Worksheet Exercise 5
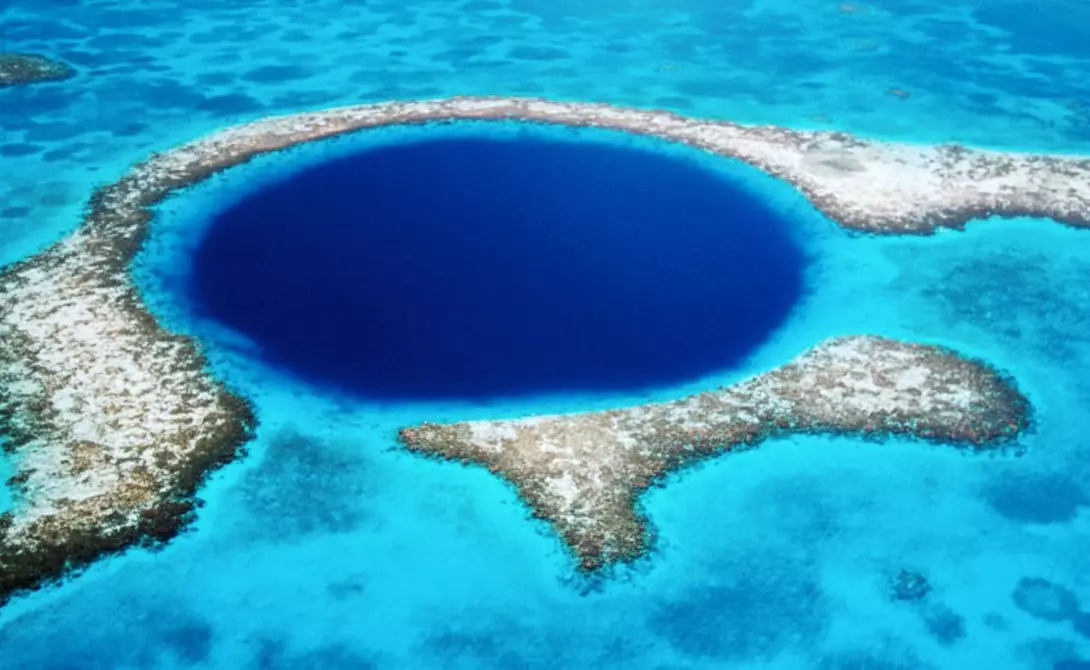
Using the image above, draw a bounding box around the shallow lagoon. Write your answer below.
[2,0,1090,668]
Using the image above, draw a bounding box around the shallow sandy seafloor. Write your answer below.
[3,1,1090,669]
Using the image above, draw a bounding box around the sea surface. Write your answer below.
[186,128,807,400]
[2,0,1090,669]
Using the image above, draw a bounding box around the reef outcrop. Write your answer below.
[0,95,1055,604]
[94,96,1090,234]
[401,336,1028,569]
[0,53,73,88]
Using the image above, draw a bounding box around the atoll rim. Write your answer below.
[0,95,1071,604]
[0,79,1085,670]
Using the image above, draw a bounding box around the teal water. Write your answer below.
[3,0,1090,668]
[0,450,12,515]
[3,0,1090,266]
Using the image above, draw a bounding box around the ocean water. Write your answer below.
[188,129,806,400]
[2,1,1090,669]
[0,451,12,515]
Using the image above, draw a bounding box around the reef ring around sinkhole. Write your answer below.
[0,95,1065,604]
[184,127,810,401]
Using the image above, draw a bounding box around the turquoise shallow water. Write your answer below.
[3,0,1090,266]
[3,0,1090,668]
[0,451,12,515]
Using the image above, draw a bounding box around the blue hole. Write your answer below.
[188,132,807,400]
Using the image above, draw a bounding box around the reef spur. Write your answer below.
[0,96,1055,604]
[401,336,1028,569]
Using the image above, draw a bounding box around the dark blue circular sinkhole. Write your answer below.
[188,131,807,400]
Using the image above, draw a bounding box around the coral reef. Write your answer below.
[891,569,932,602]
[401,336,1028,569]
[0,153,258,606]
[0,95,1055,602]
[114,96,1090,235]
[0,53,73,88]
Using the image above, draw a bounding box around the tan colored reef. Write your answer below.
[401,336,1028,569]
[0,53,73,88]
[0,96,1052,604]
[143,97,1090,234]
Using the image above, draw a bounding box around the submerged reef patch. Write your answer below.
[401,336,1029,569]
[0,96,1051,604]
[1012,577,1081,623]
[0,53,74,88]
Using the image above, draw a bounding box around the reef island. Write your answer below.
[0,96,1062,604]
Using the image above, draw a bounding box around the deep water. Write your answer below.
[3,0,1090,669]
[189,135,805,400]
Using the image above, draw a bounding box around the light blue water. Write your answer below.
[3,0,1090,266]
[0,449,12,515]
[2,0,1090,668]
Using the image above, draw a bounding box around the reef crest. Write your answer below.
[402,336,1028,569]
[148,97,1090,233]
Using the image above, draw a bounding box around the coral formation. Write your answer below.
[128,97,1090,234]
[891,569,932,602]
[0,53,73,88]
[0,95,1054,602]
[401,336,1028,569]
